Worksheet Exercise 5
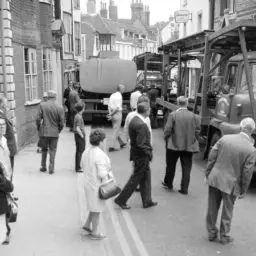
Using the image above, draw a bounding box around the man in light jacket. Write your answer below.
[205,117,256,244]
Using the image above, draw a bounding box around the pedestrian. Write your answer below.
[63,81,73,128]
[36,90,64,174]
[148,84,160,129]
[205,118,256,244]
[82,129,110,240]
[162,96,200,195]
[107,84,127,152]
[0,96,17,177]
[130,86,142,111]
[0,118,13,245]
[114,102,157,209]
[74,101,86,173]
[69,83,80,132]
[37,92,48,153]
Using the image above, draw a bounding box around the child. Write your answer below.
[74,101,86,172]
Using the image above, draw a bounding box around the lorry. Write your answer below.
[79,57,137,121]
[134,20,256,159]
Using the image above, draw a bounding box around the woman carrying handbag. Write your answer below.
[81,129,120,240]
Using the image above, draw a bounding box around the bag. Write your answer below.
[7,193,18,223]
[99,173,121,200]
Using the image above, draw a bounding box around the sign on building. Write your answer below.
[174,10,191,23]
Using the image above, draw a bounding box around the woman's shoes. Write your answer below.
[2,234,10,245]
[88,233,106,240]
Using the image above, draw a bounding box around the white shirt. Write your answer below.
[130,91,142,110]
[108,91,123,113]
[0,136,11,178]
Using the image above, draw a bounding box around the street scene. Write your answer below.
[1,0,256,255]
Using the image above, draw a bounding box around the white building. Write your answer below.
[161,16,179,44]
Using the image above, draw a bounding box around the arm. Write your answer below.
[205,139,222,178]
[136,124,152,160]
[95,157,109,180]
[164,113,174,141]
[0,174,14,193]
[36,105,43,131]
[195,115,201,140]
[58,108,65,133]
[240,152,256,196]
[75,117,84,138]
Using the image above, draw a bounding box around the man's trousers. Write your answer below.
[110,112,126,149]
[164,149,193,192]
[74,133,85,171]
[116,157,152,205]
[206,186,236,239]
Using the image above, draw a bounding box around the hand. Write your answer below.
[106,114,112,121]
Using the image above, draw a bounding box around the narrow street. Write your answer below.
[1,126,256,256]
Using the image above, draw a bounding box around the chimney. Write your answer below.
[144,5,150,26]
[87,0,96,15]
[100,2,108,19]
[109,0,118,21]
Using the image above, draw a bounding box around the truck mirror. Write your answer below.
[237,104,242,116]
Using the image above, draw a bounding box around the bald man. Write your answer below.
[205,118,256,244]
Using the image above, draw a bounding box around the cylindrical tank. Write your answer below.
[80,58,137,94]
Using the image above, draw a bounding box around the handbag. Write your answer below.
[7,193,18,223]
[99,173,121,200]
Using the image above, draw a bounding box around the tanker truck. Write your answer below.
[79,58,137,121]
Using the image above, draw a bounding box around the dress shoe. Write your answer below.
[89,233,106,240]
[40,167,47,173]
[220,236,234,244]
[120,143,127,149]
[143,201,158,209]
[135,187,140,192]
[178,189,188,195]
[49,170,55,175]
[208,234,218,242]
[76,169,83,173]
[109,147,118,152]
[114,198,131,210]
[162,181,173,190]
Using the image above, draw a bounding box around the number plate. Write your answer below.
[103,98,110,105]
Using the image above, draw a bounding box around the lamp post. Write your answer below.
[0,0,7,97]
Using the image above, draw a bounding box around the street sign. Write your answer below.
[174,10,191,23]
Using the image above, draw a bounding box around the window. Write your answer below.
[42,48,53,92]
[63,12,72,52]
[223,64,237,94]
[74,22,81,56]
[197,12,202,32]
[24,48,38,101]
[240,64,256,92]
[99,34,112,51]
[81,34,86,60]
[74,0,80,9]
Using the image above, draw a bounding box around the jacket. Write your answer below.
[164,108,200,152]
[129,115,152,161]
[0,173,13,215]
[0,111,17,157]
[205,133,256,196]
[36,101,64,138]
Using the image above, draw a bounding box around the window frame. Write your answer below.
[74,0,80,10]
[63,12,73,53]
[24,47,38,103]
[74,22,81,56]
[42,48,53,93]
[224,63,238,94]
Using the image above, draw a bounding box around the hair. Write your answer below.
[240,117,256,134]
[0,95,7,107]
[137,102,150,115]
[137,95,149,105]
[117,84,125,92]
[75,100,86,112]
[177,96,188,107]
[90,128,106,146]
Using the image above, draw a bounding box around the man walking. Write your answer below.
[63,81,73,128]
[108,84,127,152]
[130,86,142,111]
[69,83,80,132]
[36,90,64,174]
[0,96,17,176]
[205,118,256,244]
[163,96,200,195]
[114,102,157,209]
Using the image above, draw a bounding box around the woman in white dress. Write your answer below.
[81,129,110,240]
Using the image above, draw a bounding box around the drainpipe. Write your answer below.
[0,0,7,97]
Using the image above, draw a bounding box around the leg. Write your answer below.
[48,137,59,173]
[110,114,121,150]
[2,214,11,245]
[140,165,152,205]
[219,192,236,242]
[75,134,85,172]
[206,186,222,240]
[40,137,48,172]
[83,212,93,232]
[166,149,180,189]
[116,114,126,146]
[180,151,193,193]
[163,147,172,187]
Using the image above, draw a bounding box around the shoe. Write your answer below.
[220,236,234,244]
[49,170,55,175]
[76,169,83,173]
[208,235,218,242]
[143,201,158,209]
[89,233,106,240]
[2,234,10,245]
[108,147,118,152]
[120,143,127,149]
[114,198,131,210]
[82,226,92,233]
[162,181,173,190]
[40,167,47,172]
[178,189,188,195]
[135,187,140,192]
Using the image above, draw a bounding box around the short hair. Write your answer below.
[117,84,125,92]
[47,90,57,99]
[0,118,6,125]
[137,102,150,115]
[137,95,149,105]
[90,129,106,146]
[73,83,80,89]
[240,117,256,134]
[177,96,188,106]
[75,100,86,112]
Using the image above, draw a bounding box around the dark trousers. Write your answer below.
[116,157,152,205]
[66,107,71,127]
[206,186,236,238]
[164,149,193,192]
[70,110,76,131]
[41,137,59,171]
[5,214,10,236]
[74,133,85,171]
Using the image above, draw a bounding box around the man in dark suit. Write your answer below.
[69,83,80,132]
[163,96,201,195]
[205,117,256,244]
[0,96,17,176]
[36,90,64,174]
[63,81,73,128]
[114,102,157,209]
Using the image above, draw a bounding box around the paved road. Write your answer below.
[1,127,256,256]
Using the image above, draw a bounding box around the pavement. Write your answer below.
[1,126,256,256]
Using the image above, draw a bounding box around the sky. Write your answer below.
[81,0,181,24]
